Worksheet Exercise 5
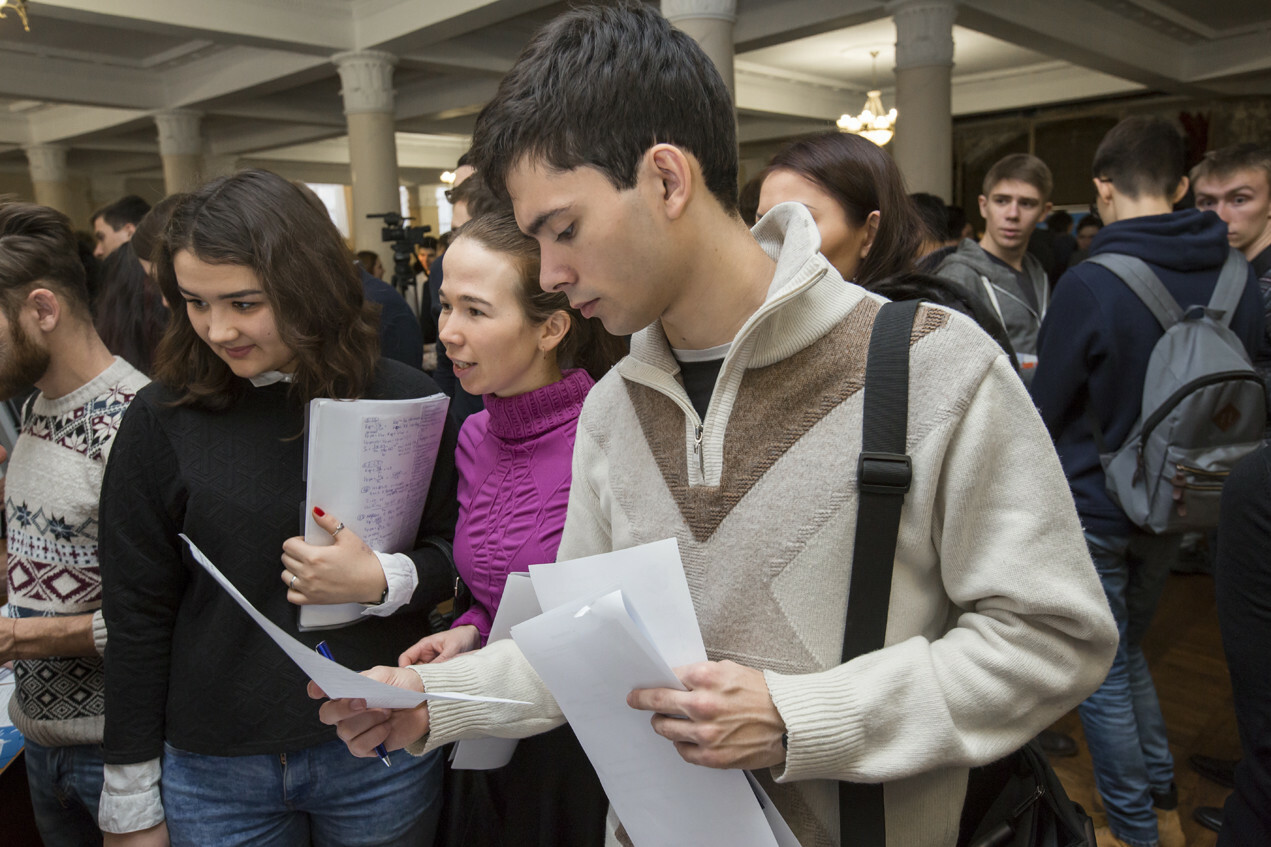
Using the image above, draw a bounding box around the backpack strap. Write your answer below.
[1206,248,1250,327]
[1086,253,1183,331]
[840,297,920,847]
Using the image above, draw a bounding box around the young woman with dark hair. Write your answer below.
[396,211,625,847]
[92,242,168,374]
[756,130,923,288]
[96,169,459,847]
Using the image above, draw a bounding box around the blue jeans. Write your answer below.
[161,739,443,847]
[23,739,106,847]
[1078,532,1177,847]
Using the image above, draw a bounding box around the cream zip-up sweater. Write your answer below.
[410,204,1116,847]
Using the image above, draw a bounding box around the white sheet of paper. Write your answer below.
[745,772,802,847]
[512,589,778,847]
[300,393,450,630]
[528,538,705,668]
[180,535,526,708]
[449,573,542,771]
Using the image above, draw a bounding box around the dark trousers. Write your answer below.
[1215,447,1271,846]
[438,724,608,847]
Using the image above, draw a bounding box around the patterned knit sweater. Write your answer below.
[6,357,149,746]
[408,204,1118,847]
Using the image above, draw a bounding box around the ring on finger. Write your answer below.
[331,521,346,539]
[290,574,299,590]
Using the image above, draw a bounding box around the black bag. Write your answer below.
[843,299,1094,847]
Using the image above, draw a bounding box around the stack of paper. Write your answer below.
[300,394,450,630]
[500,540,797,847]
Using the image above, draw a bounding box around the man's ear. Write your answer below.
[27,288,62,332]
[122,223,137,239]
[1170,176,1190,207]
[977,194,989,218]
[646,144,693,221]
[1042,201,1054,220]
[1093,177,1115,206]
[539,309,571,354]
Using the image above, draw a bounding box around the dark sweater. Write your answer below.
[1030,209,1264,535]
[99,359,459,764]
[360,267,424,369]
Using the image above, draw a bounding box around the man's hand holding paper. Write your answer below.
[628,659,787,770]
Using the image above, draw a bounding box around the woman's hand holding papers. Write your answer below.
[628,659,787,770]
[398,625,481,665]
[309,666,432,755]
[281,507,386,605]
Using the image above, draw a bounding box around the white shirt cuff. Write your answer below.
[360,551,418,617]
[99,759,164,834]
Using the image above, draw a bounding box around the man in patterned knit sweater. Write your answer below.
[0,202,149,845]
[317,7,1118,846]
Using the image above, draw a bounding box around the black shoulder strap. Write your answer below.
[840,297,919,847]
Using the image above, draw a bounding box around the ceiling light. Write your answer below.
[838,51,896,147]
[0,0,30,32]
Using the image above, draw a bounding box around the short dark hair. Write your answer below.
[0,200,92,321]
[92,194,151,230]
[982,154,1053,200]
[1190,142,1271,188]
[470,3,739,214]
[355,250,381,273]
[152,169,380,411]
[764,131,922,288]
[1092,116,1186,201]
[910,192,948,244]
[1076,215,1103,234]
[445,172,504,223]
[1047,210,1073,233]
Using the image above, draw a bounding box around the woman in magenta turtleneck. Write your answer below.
[398,211,625,847]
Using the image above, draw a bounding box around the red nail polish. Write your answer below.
[313,507,325,517]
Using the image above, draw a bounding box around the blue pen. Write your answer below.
[314,640,392,767]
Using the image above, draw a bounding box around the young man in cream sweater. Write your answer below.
[317,6,1117,846]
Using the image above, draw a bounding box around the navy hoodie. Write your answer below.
[1030,209,1264,535]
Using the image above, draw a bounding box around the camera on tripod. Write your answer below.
[368,211,433,299]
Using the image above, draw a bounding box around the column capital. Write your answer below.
[155,110,204,157]
[662,0,737,24]
[332,50,398,114]
[24,144,68,183]
[888,0,956,70]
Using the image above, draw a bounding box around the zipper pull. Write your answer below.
[694,424,704,477]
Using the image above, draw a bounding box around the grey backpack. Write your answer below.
[1086,250,1265,534]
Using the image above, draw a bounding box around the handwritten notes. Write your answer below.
[300,394,450,630]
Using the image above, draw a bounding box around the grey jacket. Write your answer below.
[936,238,1049,371]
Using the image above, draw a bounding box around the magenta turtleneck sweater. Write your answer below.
[451,367,595,641]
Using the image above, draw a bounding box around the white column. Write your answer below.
[24,144,70,214]
[333,50,400,260]
[662,0,737,99]
[889,0,956,201]
[155,110,204,194]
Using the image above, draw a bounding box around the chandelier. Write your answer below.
[0,0,29,31]
[837,51,896,147]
